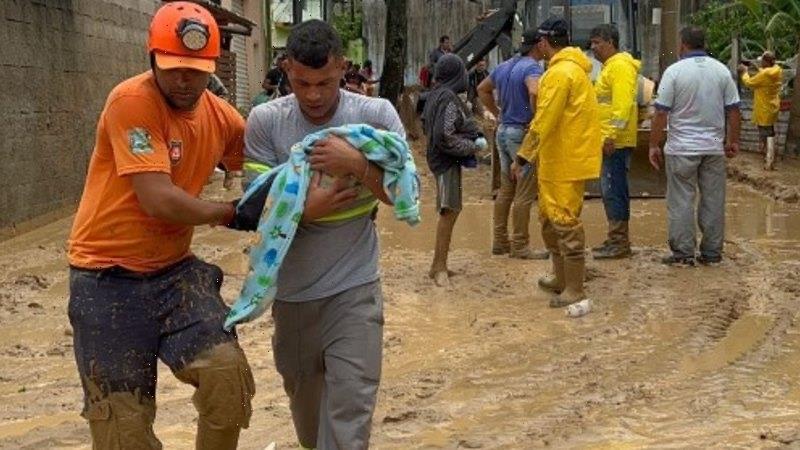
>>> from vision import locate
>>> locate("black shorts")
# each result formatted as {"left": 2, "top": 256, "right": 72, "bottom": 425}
{"left": 68, "top": 257, "right": 237, "bottom": 404}
{"left": 435, "top": 165, "right": 462, "bottom": 213}
{"left": 758, "top": 125, "right": 776, "bottom": 138}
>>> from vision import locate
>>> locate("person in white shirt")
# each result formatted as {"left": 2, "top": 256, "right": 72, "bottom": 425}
{"left": 648, "top": 26, "right": 741, "bottom": 266}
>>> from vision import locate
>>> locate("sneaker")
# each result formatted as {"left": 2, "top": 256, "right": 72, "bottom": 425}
{"left": 660, "top": 254, "right": 695, "bottom": 266}
{"left": 697, "top": 255, "right": 722, "bottom": 266}
{"left": 592, "top": 245, "right": 633, "bottom": 260}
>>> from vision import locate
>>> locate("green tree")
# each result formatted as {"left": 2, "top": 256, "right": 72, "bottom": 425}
{"left": 693, "top": 0, "right": 799, "bottom": 61}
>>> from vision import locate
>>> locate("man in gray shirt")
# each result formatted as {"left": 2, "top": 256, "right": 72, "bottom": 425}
{"left": 649, "top": 26, "right": 740, "bottom": 266}
{"left": 243, "top": 20, "right": 405, "bottom": 449}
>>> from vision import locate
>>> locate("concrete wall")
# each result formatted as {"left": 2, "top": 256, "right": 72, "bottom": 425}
{"left": 0, "top": 0, "right": 159, "bottom": 236}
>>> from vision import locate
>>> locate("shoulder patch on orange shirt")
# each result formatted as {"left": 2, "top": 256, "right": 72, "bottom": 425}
{"left": 128, "top": 128, "right": 153, "bottom": 154}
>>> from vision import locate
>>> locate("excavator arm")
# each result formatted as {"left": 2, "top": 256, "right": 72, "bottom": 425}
{"left": 452, "top": 0, "right": 518, "bottom": 71}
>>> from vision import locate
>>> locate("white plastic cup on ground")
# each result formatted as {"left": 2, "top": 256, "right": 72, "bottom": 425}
{"left": 566, "top": 299, "right": 592, "bottom": 318}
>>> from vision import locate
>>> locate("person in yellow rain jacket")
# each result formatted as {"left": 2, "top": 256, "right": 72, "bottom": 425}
{"left": 512, "top": 18, "right": 601, "bottom": 308}
{"left": 738, "top": 51, "right": 783, "bottom": 170}
{"left": 589, "top": 24, "right": 641, "bottom": 259}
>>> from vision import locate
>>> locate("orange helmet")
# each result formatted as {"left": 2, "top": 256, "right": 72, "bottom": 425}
{"left": 148, "top": 2, "right": 220, "bottom": 73}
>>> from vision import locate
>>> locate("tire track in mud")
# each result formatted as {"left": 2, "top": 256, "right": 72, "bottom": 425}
{"left": 374, "top": 236, "right": 800, "bottom": 448}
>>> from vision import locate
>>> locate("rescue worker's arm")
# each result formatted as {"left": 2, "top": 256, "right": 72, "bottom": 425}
{"left": 309, "top": 135, "right": 392, "bottom": 205}
{"left": 131, "top": 173, "right": 235, "bottom": 226}
{"left": 477, "top": 77, "right": 500, "bottom": 118}
{"left": 605, "top": 61, "right": 637, "bottom": 149}
{"left": 740, "top": 69, "right": 769, "bottom": 89}
{"left": 517, "top": 72, "right": 569, "bottom": 163}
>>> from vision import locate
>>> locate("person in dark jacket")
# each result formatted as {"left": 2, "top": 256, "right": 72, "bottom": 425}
{"left": 422, "top": 53, "right": 486, "bottom": 286}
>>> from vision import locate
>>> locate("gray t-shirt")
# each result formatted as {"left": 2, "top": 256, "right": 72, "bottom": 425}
{"left": 244, "top": 90, "right": 406, "bottom": 301}
{"left": 655, "top": 52, "right": 740, "bottom": 155}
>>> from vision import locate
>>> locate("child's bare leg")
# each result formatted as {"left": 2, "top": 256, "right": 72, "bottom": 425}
{"left": 430, "top": 209, "right": 459, "bottom": 286}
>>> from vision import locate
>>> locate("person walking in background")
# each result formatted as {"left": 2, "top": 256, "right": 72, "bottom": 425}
{"left": 252, "top": 53, "right": 289, "bottom": 107}
{"left": 589, "top": 24, "right": 640, "bottom": 260}
{"left": 361, "top": 59, "right": 379, "bottom": 96}
{"left": 468, "top": 58, "right": 489, "bottom": 115}
{"left": 512, "top": 18, "right": 601, "bottom": 308}
{"left": 738, "top": 51, "right": 783, "bottom": 170}
{"left": 422, "top": 54, "right": 486, "bottom": 287}
{"left": 649, "top": 26, "right": 741, "bottom": 266}
{"left": 477, "top": 29, "right": 549, "bottom": 260}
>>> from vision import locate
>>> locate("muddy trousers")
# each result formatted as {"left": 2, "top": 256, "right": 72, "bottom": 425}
{"left": 665, "top": 154, "right": 726, "bottom": 260}
{"left": 494, "top": 124, "right": 536, "bottom": 252}
{"left": 538, "top": 179, "right": 587, "bottom": 301}
{"left": 272, "top": 282, "right": 384, "bottom": 450}
{"left": 68, "top": 257, "right": 255, "bottom": 450}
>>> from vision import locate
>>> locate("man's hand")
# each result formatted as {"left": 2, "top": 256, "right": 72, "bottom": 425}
{"left": 482, "top": 110, "right": 496, "bottom": 123}
{"left": 603, "top": 138, "right": 616, "bottom": 156}
{"left": 737, "top": 64, "right": 748, "bottom": 74}
{"left": 725, "top": 142, "right": 739, "bottom": 158}
{"left": 510, "top": 161, "right": 524, "bottom": 182}
{"left": 302, "top": 172, "right": 359, "bottom": 223}
{"left": 648, "top": 145, "right": 663, "bottom": 171}
{"left": 309, "top": 135, "right": 364, "bottom": 178}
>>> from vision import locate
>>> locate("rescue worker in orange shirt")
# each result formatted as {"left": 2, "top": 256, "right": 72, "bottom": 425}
{"left": 66, "top": 3, "right": 255, "bottom": 449}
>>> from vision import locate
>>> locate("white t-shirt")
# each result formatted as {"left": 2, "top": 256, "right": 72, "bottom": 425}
{"left": 655, "top": 52, "right": 740, "bottom": 155}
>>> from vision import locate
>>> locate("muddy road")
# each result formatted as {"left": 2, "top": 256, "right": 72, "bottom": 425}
{"left": 2, "top": 152, "right": 800, "bottom": 449}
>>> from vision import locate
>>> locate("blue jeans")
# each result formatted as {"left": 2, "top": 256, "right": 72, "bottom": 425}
{"left": 600, "top": 148, "right": 632, "bottom": 222}
{"left": 496, "top": 124, "right": 526, "bottom": 174}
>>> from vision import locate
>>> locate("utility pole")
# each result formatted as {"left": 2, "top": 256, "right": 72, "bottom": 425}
{"left": 293, "top": 0, "right": 303, "bottom": 24}
{"left": 659, "top": 0, "right": 680, "bottom": 74}
{"left": 380, "top": 0, "right": 407, "bottom": 105}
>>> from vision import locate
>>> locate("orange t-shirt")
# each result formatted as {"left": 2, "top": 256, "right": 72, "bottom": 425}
{"left": 68, "top": 72, "right": 244, "bottom": 272}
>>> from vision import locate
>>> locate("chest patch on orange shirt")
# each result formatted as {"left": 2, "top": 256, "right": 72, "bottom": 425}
{"left": 169, "top": 139, "right": 183, "bottom": 165}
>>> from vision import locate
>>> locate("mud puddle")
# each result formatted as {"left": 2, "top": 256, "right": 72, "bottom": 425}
{"left": 2, "top": 166, "right": 800, "bottom": 449}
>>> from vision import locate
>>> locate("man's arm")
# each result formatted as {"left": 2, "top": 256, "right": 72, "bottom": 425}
{"left": 725, "top": 106, "right": 741, "bottom": 158}
{"left": 131, "top": 173, "right": 234, "bottom": 226}
{"left": 648, "top": 109, "right": 668, "bottom": 170}
{"left": 524, "top": 75, "right": 539, "bottom": 113}
{"left": 517, "top": 72, "right": 569, "bottom": 163}
{"left": 309, "top": 136, "right": 392, "bottom": 205}
{"left": 477, "top": 77, "right": 500, "bottom": 118}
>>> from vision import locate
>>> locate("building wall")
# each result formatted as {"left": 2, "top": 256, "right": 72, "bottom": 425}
{"left": 0, "top": 0, "right": 159, "bottom": 236}
{"left": 0, "top": 0, "right": 265, "bottom": 238}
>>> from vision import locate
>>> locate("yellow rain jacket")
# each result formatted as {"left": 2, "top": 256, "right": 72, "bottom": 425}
{"left": 742, "top": 65, "right": 782, "bottom": 126}
{"left": 518, "top": 47, "right": 601, "bottom": 182}
{"left": 595, "top": 52, "right": 641, "bottom": 148}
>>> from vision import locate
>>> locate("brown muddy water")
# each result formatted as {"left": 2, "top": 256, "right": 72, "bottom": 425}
{"left": 1, "top": 166, "right": 800, "bottom": 449}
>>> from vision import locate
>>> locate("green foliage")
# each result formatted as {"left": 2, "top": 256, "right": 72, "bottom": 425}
{"left": 332, "top": 10, "right": 363, "bottom": 45}
{"left": 692, "top": 0, "right": 799, "bottom": 62}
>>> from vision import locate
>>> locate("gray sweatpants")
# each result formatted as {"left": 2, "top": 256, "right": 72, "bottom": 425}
{"left": 665, "top": 154, "right": 727, "bottom": 260}
{"left": 272, "top": 281, "right": 383, "bottom": 450}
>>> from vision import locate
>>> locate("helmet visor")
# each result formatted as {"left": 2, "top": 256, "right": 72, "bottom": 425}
{"left": 154, "top": 52, "right": 216, "bottom": 73}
